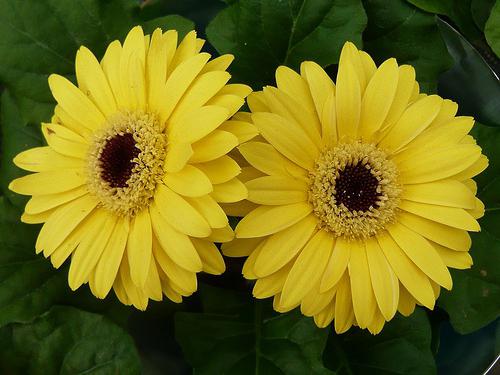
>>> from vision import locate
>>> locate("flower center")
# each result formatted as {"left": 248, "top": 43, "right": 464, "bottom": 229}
{"left": 87, "top": 112, "right": 167, "bottom": 217}
{"left": 334, "top": 163, "right": 381, "bottom": 212}
{"left": 99, "top": 133, "right": 140, "bottom": 188}
{"left": 309, "top": 142, "right": 401, "bottom": 239}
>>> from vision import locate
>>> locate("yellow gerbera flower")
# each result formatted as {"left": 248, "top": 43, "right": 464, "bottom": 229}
{"left": 224, "top": 42, "right": 487, "bottom": 334}
{"left": 9, "top": 26, "right": 254, "bottom": 310}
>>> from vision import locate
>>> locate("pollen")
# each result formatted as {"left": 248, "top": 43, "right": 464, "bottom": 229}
{"left": 308, "top": 141, "right": 401, "bottom": 239}
{"left": 87, "top": 112, "right": 167, "bottom": 217}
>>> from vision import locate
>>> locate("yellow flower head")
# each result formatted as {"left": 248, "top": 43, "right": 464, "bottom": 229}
{"left": 9, "top": 26, "right": 255, "bottom": 310}
{"left": 225, "top": 42, "right": 488, "bottom": 334}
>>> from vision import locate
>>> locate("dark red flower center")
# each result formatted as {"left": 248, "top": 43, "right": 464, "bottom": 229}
{"left": 99, "top": 133, "right": 140, "bottom": 188}
{"left": 334, "top": 163, "right": 381, "bottom": 212}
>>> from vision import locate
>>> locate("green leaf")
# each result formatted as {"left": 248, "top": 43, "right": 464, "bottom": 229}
{"left": 0, "top": 0, "right": 193, "bottom": 123}
{"left": 0, "top": 306, "right": 141, "bottom": 375}
{"left": 485, "top": 0, "right": 500, "bottom": 57}
{"left": 0, "top": 90, "right": 42, "bottom": 206}
{"left": 362, "top": 0, "right": 453, "bottom": 93}
{"left": 0, "top": 196, "right": 69, "bottom": 328}
{"left": 405, "top": 0, "right": 484, "bottom": 43}
{"left": 175, "top": 285, "right": 333, "bottom": 374}
{"left": 471, "top": 0, "right": 496, "bottom": 31}
{"left": 136, "top": 14, "right": 194, "bottom": 37}
{"left": 324, "top": 308, "right": 436, "bottom": 375}
{"left": 437, "top": 123, "right": 500, "bottom": 334}
{"left": 206, "top": 0, "right": 367, "bottom": 89}
{"left": 437, "top": 19, "right": 500, "bottom": 127}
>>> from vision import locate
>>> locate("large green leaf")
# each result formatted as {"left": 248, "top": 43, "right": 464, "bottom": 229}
{"left": 0, "top": 196, "right": 69, "bottom": 328}
{"left": 471, "top": 0, "right": 497, "bottom": 31}
{"left": 485, "top": 0, "right": 500, "bottom": 57}
{"left": 0, "top": 91, "right": 42, "bottom": 206}
{"left": 437, "top": 123, "right": 500, "bottom": 334}
{"left": 362, "top": 0, "right": 453, "bottom": 93}
{"left": 206, "top": 0, "right": 367, "bottom": 89}
{"left": 324, "top": 308, "right": 436, "bottom": 375}
{"left": 0, "top": 0, "right": 194, "bottom": 123}
{"left": 0, "top": 306, "right": 141, "bottom": 375}
{"left": 175, "top": 285, "right": 333, "bottom": 374}
{"left": 437, "top": 19, "right": 500, "bottom": 127}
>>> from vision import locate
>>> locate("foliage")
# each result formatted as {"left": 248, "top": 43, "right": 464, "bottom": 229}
{"left": 0, "top": 0, "right": 498, "bottom": 373}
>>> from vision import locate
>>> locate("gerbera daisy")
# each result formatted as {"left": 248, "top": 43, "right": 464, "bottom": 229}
{"left": 224, "top": 42, "right": 487, "bottom": 334}
{"left": 9, "top": 26, "right": 254, "bottom": 309}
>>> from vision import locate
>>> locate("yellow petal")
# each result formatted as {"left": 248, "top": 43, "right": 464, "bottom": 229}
{"left": 253, "top": 262, "right": 292, "bottom": 299}
{"left": 201, "top": 54, "right": 234, "bottom": 73}
{"left": 359, "top": 51, "right": 377, "bottom": 81}
{"left": 398, "top": 284, "right": 416, "bottom": 316}
{"left": 451, "top": 155, "right": 488, "bottom": 181}
{"left": 379, "top": 95, "right": 443, "bottom": 152}
{"left": 93, "top": 216, "right": 129, "bottom": 298}
{"left": 280, "top": 230, "right": 333, "bottom": 309}
{"left": 252, "top": 112, "right": 318, "bottom": 170}
{"left": 219, "top": 120, "right": 259, "bottom": 144}
{"left": 164, "top": 142, "right": 193, "bottom": 173}
{"left": 428, "top": 99, "right": 458, "bottom": 128}
{"left": 320, "top": 237, "right": 350, "bottom": 292}
{"left": 262, "top": 86, "right": 321, "bottom": 145}
{"left": 242, "top": 242, "right": 264, "bottom": 280}
{"left": 154, "top": 184, "right": 211, "bottom": 237}
{"left": 206, "top": 225, "right": 234, "bottom": 243}
{"left": 276, "top": 65, "right": 318, "bottom": 121}
{"left": 401, "top": 180, "right": 476, "bottom": 209}
{"left": 147, "top": 29, "right": 168, "bottom": 115}
{"left": 170, "top": 105, "right": 229, "bottom": 144}
{"left": 192, "top": 238, "right": 225, "bottom": 275}
{"left": 159, "top": 53, "right": 211, "bottom": 124}
{"left": 25, "top": 186, "right": 88, "bottom": 215}
{"left": 149, "top": 203, "right": 202, "bottom": 272}
{"left": 398, "top": 144, "right": 481, "bottom": 183}
{"left": 169, "top": 30, "right": 197, "bottom": 73}
{"left": 254, "top": 215, "right": 317, "bottom": 277}
{"left": 365, "top": 237, "right": 399, "bottom": 320}
{"left": 190, "top": 130, "right": 238, "bottom": 163}
{"left": 377, "top": 231, "right": 435, "bottom": 309}
{"left": 334, "top": 273, "right": 355, "bottom": 334}
{"left": 399, "top": 200, "right": 480, "bottom": 231}
{"left": 238, "top": 141, "right": 307, "bottom": 178}
{"left": 185, "top": 195, "right": 228, "bottom": 229}
{"left": 358, "top": 58, "right": 399, "bottom": 139}
{"left": 397, "top": 211, "right": 471, "bottom": 251}
{"left": 101, "top": 40, "right": 127, "bottom": 109}
{"left": 68, "top": 210, "right": 117, "bottom": 291}
{"left": 120, "top": 26, "right": 146, "bottom": 111}
{"left": 14, "top": 147, "right": 83, "bottom": 172}
{"left": 75, "top": 46, "right": 117, "bottom": 116}
{"left": 394, "top": 117, "right": 474, "bottom": 160}
{"left": 301, "top": 61, "right": 335, "bottom": 119}
{"left": 246, "top": 176, "right": 308, "bottom": 205}
{"left": 247, "top": 91, "right": 270, "bottom": 112}
{"left": 9, "top": 169, "right": 86, "bottom": 196}
{"left": 144, "top": 257, "right": 163, "bottom": 301}
{"left": 314, "top": 302, "right": 336, "bottom": 328}
{"left": 48, "top": 217, "right": 88, "bottom": 265}
{"left": 301, "top": 282, "right": 336, "bottom": 317}
{"left": 320, "top": 90, "right": 337, "bottom": 146}
{"left": 194, "top": 156, "right": 241, "bottom": 185}
{"left": 338, "top": 42, "right": 367, "bottom": 91}
{"left": 336, "top": 61, "right": 361, "bottom": 140}
{"left": 22, "top": 211, "right": 53, "bottom": 225}
{"left": 348, "top": 241, "right": 377, "bottom": 328}
{"left": 382, "top": 65, "right": 416, "bottom": 130}
{"left": 211, "top": 178, "right": 248, "bottom": 203}
{"left": 127, "top": 209, "right": 153, "bottom": 287}
{"left": 48, "top": 74, "right": 105, "bottom": 131}
{"left": 222, "top": 237, "right": 263, "bottom": 257}
{"left": 235, "top": 203, "right": 312, "bottom": 238}
{"left": 387, "top": 222, "right": 452, "bottom": 289}
{"left": 119, "top": 257, "right": 149, "bottom": 310}
{"left": 169, "top": 72, "right": 231, "bottom": 123}
{"left": 163, "top": 164, "right": 213, "bottom": 197}
{"left": 153, "top": 238, "right": 197, "bottom": 294}
{"left": 42, "top": 123, "right": 88, "bottom": 159}
{"left": 433, "top": 242, "right": 473, "bottom": 269}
